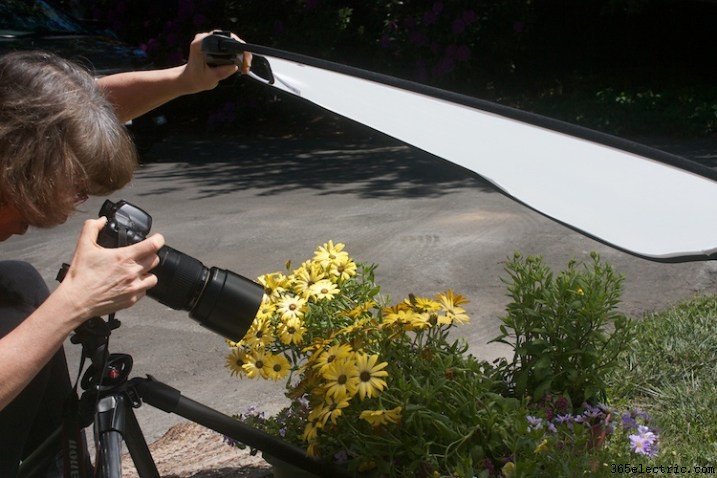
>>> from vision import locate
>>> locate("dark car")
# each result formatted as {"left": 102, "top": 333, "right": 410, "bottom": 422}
{"left": 0, "top": 0, "right": 167, "bottom": 153}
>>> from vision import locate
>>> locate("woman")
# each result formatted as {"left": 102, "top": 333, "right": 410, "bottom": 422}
{"left": 0, "top": 32, "right": 247, "bottom": 476}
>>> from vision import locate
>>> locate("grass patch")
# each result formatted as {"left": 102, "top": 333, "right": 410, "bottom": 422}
{"left": 607, "top": 295, "right": 717, "bottom": 465}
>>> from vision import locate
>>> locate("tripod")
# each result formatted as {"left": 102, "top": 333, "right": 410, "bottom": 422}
{"left": 18, "top": 314, "right": 353, "bottom": 478}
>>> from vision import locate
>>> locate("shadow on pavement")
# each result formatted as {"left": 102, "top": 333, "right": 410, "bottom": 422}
{"left": 136, "top": 135, "right": 496, "bottom": 200}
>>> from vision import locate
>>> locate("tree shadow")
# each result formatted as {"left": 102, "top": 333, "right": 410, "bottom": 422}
{"left": 136, "top": 134, "right": 497, "bottom": 200}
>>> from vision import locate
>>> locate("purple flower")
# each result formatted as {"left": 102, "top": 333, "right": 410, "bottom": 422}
{"left": 584, "top": 407, "right": 603, "bottom": 419}
{"left": 629, "top": 426, "right": 659, "bottom": 457}
{"left": 621, "top": 413, "right": 638, "bottom": 430}
{"left": 526, "top": 415, "right": 543, "bottom": 431}
{"left": 555, "top": 414, "right": 573, "bottom": 424}
{"left": 630, "top": 434, "right": 650, "bottom": 454}
{"left": 635, "top": 409, "right": 653, "bottom": 422}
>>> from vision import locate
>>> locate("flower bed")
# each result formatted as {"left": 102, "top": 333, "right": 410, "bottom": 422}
{"left": 223, "top": 242, "right": 655, "bottom": 477}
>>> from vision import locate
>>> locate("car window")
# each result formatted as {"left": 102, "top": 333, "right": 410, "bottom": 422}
{"left": 0, "top": 0, "right": 89, "bottom": 35}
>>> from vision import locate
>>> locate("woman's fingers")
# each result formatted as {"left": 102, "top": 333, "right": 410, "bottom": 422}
{"left": 60, "top": 221, "right": 167, "bottom": 319}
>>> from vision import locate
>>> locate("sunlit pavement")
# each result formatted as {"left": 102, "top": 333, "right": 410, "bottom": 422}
{"left": 3, "top": 131, "right": 715, "bottom": 444}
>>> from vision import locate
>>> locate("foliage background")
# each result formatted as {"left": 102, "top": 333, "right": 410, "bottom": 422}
{"left": 60, "top": 0, "right": 716, "bottom": 139}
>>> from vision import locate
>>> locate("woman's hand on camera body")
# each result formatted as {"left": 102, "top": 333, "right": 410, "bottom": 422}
{"left": 56, "top": 217, "right": 165, "bottom": 324}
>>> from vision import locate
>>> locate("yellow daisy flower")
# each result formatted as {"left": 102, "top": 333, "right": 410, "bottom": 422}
{"left": 321, "top": 394, "right": 351, "bottom": 425}
{"left": 243, "top": 318, "right": 274, "bottom": 348}
{"left": 322, "top": 358, "right": 359, "bottom": 400}
{"left": 302, "top": 337, "right": 332, "bottom": 356}
{"left": 313, "top": 240, "right": 349, "bottom": 269}
{"left": 255, "top": 300, "right": 277, "bottom": 321}
{"left": 241, "top": 349, "right": 271, "bottom": 379}
{"left": 436, "top": 290, "right": 470, "bottom": 325}
{"left": 292, "top": 261, "right": 326, "bottom": 298}
{"left": 313, "top": 343, "right": 353, "bottom": 373}
{"left": 224, "top": 348, "right": 248, "bottom": 377}
{"left": 359, "top": 406, "right": 402, "bottom": 426}
{"left": 308, "top": 279, "right": 340, "bottom": 301}
{"left": 265, "top": 353, "right": 291, "bottom": 381}
{"left": 257, "top": 272, "right": 288, "bottom": 302}
{"left": 346, "top": 300, "right": 376, "bottom": 319}
{"left": 277, "top": 295, "right": 307, "bottom": 321}
{"left": 279, "top": 317, "right": 306, "bottom": 345}
{"left": 306, "top": 440, "right": 321, "bottom": 458}
{"left": 329, "top": 257, "right": 357, "bottom": 281}
{"left": 302, "top": 416, "right": 322, "bottom": 442}
{"left": 404, "top": 295, "right": 441, "bottom": 313}
{"left": 405, "top": 311, "right": 431, "bottom": 331}
{"left": 383, "top": 308, "right": 417, "bottom": 328}
{"left": 354, "top": 353, "right": 388, "bottom": 400}
{"left": 437, "top": 289, "right": 470, "bottom": 309}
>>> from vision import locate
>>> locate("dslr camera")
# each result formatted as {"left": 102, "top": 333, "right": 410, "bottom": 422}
{"left": 96, "top": 199, "right": 263, "bottom": 342}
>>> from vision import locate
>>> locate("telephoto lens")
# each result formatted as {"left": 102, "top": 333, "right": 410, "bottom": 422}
{"left": 97, "top": 200, "right": 263, "bottom": 342}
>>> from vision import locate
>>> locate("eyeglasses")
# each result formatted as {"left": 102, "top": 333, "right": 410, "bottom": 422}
{"left": 74, "top": 192, "right": 88, "bottom": 207}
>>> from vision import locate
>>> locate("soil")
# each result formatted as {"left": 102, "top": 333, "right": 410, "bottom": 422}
{"left": 121, "top": 421, "right": 273, "bottom": 478}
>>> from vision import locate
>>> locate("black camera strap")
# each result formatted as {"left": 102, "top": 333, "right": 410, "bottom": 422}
{"left": 57, "top": 222, "right": 129, "bottom": 476}
{"left": 117, "top": 225, "right": 129, "bottom": 247}
{"left": 61, "top": 313, "right": 117, "bottom": 477}
{"left": 62, "top": 349, "right": 92, "bottom": 478}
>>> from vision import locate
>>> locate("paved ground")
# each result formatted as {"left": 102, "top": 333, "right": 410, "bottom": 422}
{"left": 2, "top": 130, "right": 715, "bottom": 468}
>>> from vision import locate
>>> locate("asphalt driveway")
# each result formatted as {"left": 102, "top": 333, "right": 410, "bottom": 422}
{"left": 2, "top": 131, "right": 715, "bottom": 446}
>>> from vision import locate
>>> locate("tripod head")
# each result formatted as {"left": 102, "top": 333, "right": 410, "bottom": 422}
{"left": 57, "top": 263, "right": 133, "bottom": 398}
{"left": 71, "top": 318, "right": 133, "bottom": 393}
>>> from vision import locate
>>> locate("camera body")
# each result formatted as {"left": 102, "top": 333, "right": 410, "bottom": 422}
{"left": 97, "top": 199, "right": 262, "bottom": 342}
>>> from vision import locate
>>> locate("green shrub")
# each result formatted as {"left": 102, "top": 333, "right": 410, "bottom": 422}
{"left": 492, "top": 252, "right": 635, "bottom": 408}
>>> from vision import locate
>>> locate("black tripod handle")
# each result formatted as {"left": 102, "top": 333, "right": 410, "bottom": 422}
{"left": 132, "top": 376, "right": 353, "bottom": 478}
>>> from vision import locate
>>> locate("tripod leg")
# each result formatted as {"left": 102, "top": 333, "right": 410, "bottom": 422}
{"left": 95, "top": 395, "right": 160, "bottom": 478}
{"left": 133, "top": 376, "right": 353, "bottom": 478}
